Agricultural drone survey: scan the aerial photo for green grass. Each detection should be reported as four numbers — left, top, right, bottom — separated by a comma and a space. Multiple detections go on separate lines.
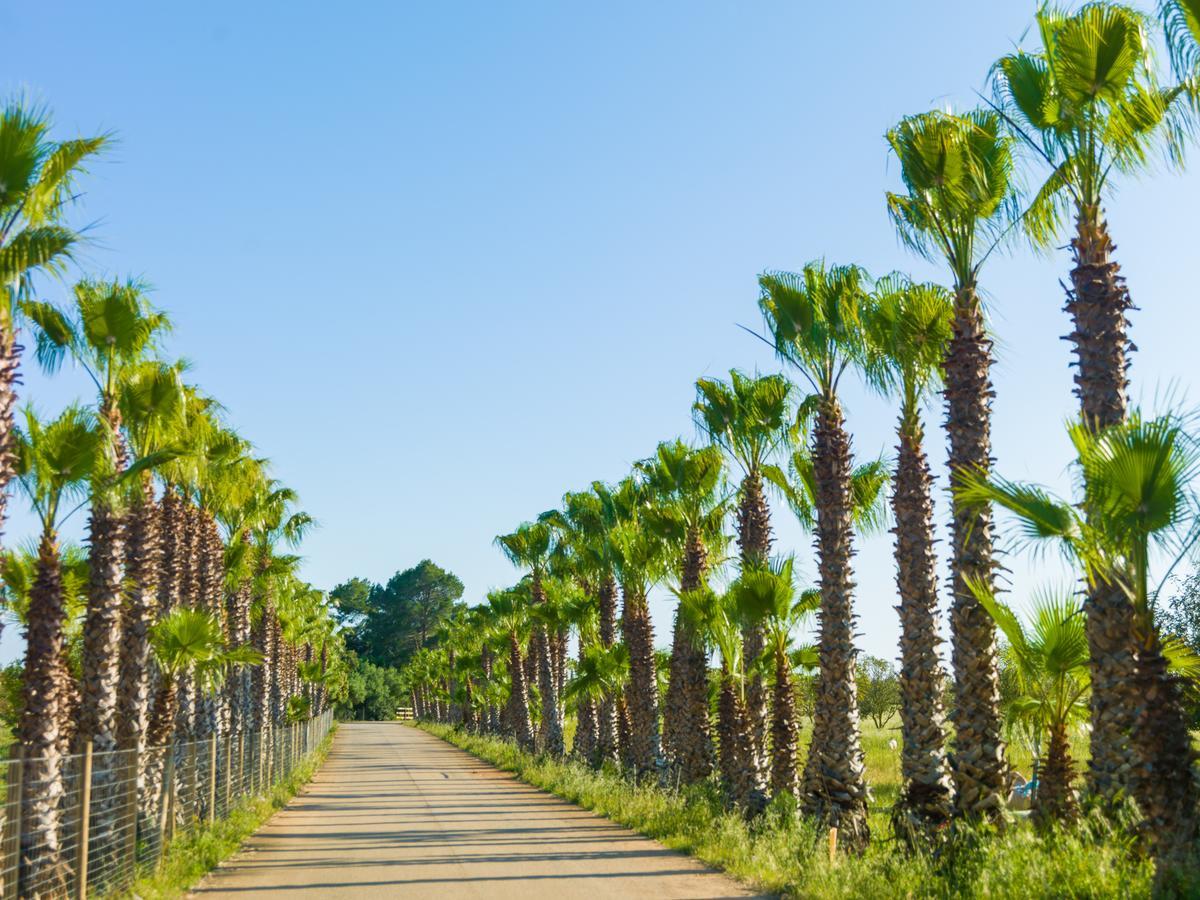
419, 722, 1152, 899
123, 725, 337, 899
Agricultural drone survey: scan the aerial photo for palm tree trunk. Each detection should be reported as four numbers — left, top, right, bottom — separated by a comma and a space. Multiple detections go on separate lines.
531, 573, 564, 756
770, 644, 799, 799
891, 418, 953, 837
77, 458, 126, 860
800, 397, 870, 850
19, 532, 67, 897
595, 574, 619, 765
621, 582, 660, 778
0, 320, 18, 561
665, 527, 714, 784
617, 694, 634, 770
507, 633, 535, 751
944, 288, 1007, 821
1130, 628, 1199, 888
737, 469, 772, 781
1033, 720, 1078, 827
118, 474, 159, 804
1068, 210, 1139, 806
717, 670, 765, 813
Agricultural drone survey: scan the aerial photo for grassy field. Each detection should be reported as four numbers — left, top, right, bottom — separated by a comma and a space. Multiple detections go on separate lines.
420, 721, 1152, 899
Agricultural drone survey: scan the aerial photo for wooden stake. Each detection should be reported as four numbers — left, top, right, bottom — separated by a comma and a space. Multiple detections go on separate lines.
76, 740, 94, 899
827, 826, 838, 864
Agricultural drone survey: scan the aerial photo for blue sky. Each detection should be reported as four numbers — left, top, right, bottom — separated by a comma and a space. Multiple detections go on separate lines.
3, 1, 1199, 664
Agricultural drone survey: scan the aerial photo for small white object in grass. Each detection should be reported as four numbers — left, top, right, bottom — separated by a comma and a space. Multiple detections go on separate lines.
887, 738, 898, 751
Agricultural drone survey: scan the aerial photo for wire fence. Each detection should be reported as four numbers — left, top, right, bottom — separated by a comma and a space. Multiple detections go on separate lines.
0, 710, 334, 899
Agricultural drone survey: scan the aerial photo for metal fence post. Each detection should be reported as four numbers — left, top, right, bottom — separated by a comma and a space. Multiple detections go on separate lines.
76, 740, 94, 900
224, 733, 233, 813
208, 737, 217, 825
3, 747, 24, 900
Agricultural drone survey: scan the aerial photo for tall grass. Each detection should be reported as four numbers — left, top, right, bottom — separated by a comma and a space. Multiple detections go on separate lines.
419, 722, 1151, 899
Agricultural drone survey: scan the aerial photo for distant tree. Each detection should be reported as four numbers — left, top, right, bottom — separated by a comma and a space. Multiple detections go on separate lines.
340, 657, 409, 720
330, 577, 374, 626
1161, 573, 1200, 654
334, 560, 464, 668
857, 655, 901, 730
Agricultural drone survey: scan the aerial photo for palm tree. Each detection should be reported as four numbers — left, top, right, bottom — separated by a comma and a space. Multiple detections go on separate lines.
861, 274, 955, 837
887, 108, 1017, 821
487, 586, 535, 751
0, 102, 107, 556
1159, 0, 1200, 78
13, 405, 101, 895
144, 607, 259, 821
681, 584, 764, 812
961, 412, 1200, 882
992, 2, 1189, 805
609, 476, 666, 778
25, 279, 172, 855
759, 260, 873, 849
114, 361, 185, 806
728, 558, 817, 800
496, 520, 563, 755
638, 439, 728, 785
560, 484, 625, 764
566, 642, 630, 768
694, 370, 793, 773
971, 586, 1088, 826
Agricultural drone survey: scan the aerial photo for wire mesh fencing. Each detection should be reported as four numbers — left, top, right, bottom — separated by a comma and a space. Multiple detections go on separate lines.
0, 709, 333, 899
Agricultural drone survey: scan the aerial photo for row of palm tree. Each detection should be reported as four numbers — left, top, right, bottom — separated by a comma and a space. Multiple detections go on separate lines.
0, 103, 347, 895
402, 0, 1200, 886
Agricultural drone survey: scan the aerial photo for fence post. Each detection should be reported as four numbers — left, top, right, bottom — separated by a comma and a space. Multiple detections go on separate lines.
208, 737, 217, 825
224, 733, 233, 814
75, 740, 94, 900
3, 747, 24, 900
162, 749, 177, 847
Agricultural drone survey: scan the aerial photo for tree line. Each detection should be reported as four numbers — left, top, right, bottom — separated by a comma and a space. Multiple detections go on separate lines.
0, 104, 348, 894
400, 3, 1200, 890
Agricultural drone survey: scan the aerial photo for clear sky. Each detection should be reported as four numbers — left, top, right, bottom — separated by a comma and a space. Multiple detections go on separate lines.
3, 1, 1199, 665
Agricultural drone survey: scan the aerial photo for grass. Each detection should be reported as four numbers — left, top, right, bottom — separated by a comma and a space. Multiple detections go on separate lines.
419, 721, 1153, 899
123, 724, 337, 899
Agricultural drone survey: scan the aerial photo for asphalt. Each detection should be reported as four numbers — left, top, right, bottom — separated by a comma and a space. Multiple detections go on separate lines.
191, 721, 764, 899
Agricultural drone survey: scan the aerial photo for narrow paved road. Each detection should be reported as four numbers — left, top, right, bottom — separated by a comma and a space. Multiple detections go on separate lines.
193, 722, 762, 899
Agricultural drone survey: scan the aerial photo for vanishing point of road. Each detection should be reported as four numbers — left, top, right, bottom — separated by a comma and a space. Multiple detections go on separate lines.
192, 722, 764, 899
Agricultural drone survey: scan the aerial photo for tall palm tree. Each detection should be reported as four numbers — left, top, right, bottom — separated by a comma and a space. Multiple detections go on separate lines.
639, 439, 728, 785
115, 361, 184, 761
566, 484, 626, 764
887, 108, 1017, 821
993, 1, 1189, 805
759, 260, 873, 849
861, 274, 955, 837
496, 520, 563, 755
694, 371, 793, 773
13, 405, 101, 895
961, 412, 1200, 883
25, 279, 171, 846
487, 586, 535, 751
609, 476, 666, 778
728, 558, 817, 801
971, 586, 1089, 826
0, 102, 107, 556
682, 584, 764, 812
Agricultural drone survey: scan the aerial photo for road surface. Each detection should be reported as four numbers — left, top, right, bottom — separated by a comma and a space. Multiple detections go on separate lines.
192, 722, 763, 898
